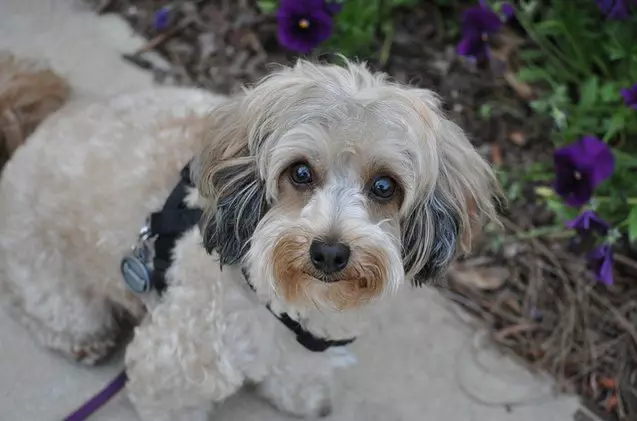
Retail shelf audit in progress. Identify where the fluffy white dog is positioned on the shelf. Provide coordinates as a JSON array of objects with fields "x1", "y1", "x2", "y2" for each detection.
[{"x1": 0, "y1": 59, "x2": 499, "y2": 421}]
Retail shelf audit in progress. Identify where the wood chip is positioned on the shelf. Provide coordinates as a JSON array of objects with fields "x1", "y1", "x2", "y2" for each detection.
[
  {"x1": 504, "y1": 70, "x2": 534, "y2": 101},
  {"x1": 494, "y1": 322, "x2": 539, "y2": 342},
  {"x1": 508, "y1": 131, "x2": 527, "y2": 146},
  {"x1": 448, "y1": 265, "x2": 510, "y2": 291},
  {"x1": 491, "y1": 143, "x2": 503, "y2": 166}
]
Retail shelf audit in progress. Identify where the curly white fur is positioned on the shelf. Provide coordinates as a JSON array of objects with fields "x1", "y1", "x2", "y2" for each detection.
[{"x1": 0, "y1": 59, "x2": 499, "y2": 420}]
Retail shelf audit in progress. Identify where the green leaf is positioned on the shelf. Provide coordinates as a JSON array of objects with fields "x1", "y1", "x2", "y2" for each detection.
[
  {"x1": 479, "y1": 103, "x2": 493, "y2": 119},
  {"x1": 628, "y1": 206, "x2": 637, "y2": 243},
  {"x1": 600, "y1": 82, "x2": 620, "y2": 103},
  {"x1": 257, "y1": 0, "x2": 277, "y2": 14},
  {"x1": 614, "y1": 149, "x2": 637, "y2": 168},
  {"x1": 530, "y1": 99, "x2": 549, "y2": 114},
  {"x1": 604, "y1": 110, "x2": 627, "y2": 141},
  {"x1": 389, "y1": 0, "x2": 418, "y2": 6},
  {"x1": 550, "y1": 85, "x2": 570, "y2": 107},
  {"x1": 517, "y1": 67, "x2": 551, "y2": 83},
  {"x1": 518, "y1": 49, "x2": 545, "y2": 62},
  {"x1": 579, "y1": 77, "x2": 598, "y2": 108},
  {"x1": 545, "y1": 197, "x2": 580, "y2": 222},
  {"x1": 534, "y1": 20, "x2": 564, "y2": 37},
  {"x1": 605, "y1": 44, "x2": 626, "y2": 61},
  {"x1": 575, "y1": 116, "x2": 601, "y2": 133},
  {"x1": 507, "y1": 181, "x2": 523, "y2": 202},
  {"x1": 550, "y1": 106, "x2": 567, "y2": 130}
]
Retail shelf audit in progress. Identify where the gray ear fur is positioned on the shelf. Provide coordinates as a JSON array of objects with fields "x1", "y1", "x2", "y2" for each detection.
[
  {"x1": 198, "y1": 160, "x2": 267, "y2": 266},
  {"x1": 402, "y1": 192, "x2": 460, "y2": 286},
  {"x1": 189, "y1": 95, "x2": 269, "y2": 267}
]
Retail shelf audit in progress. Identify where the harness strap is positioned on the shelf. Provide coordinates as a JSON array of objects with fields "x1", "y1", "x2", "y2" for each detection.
[
  {"x1": 150, "y1": 165, "x2": 202, "y2": 294},
  {"x1": 149, "y1": 210, "x2": 202, "y2": 236},
  {"x1": 275, "y1": 312, "x2": 356, "y2": 352},
  {"x1": 240, "y1": 269, "x2": 356, "y2": 352}
]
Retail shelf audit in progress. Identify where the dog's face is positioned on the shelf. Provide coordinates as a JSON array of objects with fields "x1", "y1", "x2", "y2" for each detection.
[{"x1": 193, "y1": 60, "x2": 499, "y2": 311}]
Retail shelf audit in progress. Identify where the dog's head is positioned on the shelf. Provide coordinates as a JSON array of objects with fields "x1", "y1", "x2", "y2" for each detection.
[{"x1": 192, "y1": 59, "x2": 499, "y2": 311}]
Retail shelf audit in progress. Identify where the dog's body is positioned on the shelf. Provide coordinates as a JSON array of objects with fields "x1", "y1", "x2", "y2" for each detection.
[{"x1": 0, "y1": 60, "x2": 499, "y2": 421}]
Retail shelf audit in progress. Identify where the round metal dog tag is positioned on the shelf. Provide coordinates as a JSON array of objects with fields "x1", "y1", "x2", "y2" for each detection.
[{"x1": 121, "y1": 255, "x2": 152, "y2": 294}]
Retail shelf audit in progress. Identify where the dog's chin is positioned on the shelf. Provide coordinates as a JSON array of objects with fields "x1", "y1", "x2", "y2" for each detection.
[{"x1": 271, "y1": 234, "x2": 389, "y2": 311}]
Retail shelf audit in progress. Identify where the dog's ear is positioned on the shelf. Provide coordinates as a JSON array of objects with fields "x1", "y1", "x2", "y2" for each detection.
[
  {"x1": 402, "y1": 189, "x2": 460, "y2": 286},
  {"x1": 190, "y1": 97, "x2": 267, "y2": 266},
  {"x1": 402, "y1": 116, "x2": 502, "y2": 286}
]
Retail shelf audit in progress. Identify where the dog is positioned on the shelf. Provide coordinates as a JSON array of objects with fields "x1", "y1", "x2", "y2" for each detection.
[
  {"x1": 0, "y1": 52, "x2": 70, "y2": 168},
  {"x1": 0, "y1": 58, "x2": 499, "y2": 421}
]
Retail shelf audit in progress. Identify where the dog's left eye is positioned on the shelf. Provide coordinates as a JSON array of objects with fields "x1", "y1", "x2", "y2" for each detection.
[
  {"x1": 370, "y1": 176, "x2": 396, "y2": 201},
  {"x1": 290, "y1": 163, "x2": 313, "y2": 185}
]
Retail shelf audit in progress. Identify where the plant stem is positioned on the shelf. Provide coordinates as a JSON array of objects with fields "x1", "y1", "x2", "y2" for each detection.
[
  {"x1": 561, "y1": 23, "x2": 591, "y2": 75},
  {"x1": 595, "y1": 196, "x2": 637, "y2": 205},
  {"x1": 514, "y1": 225, "x2": 574, "y2": 240},
  {"x1": 593, "y1": 56, "x2": 611, "y2": 79},
  {"x1": 528, "y1": 39, "x2": 579, "y2": 82},
  {"x1": 375, "y1": 0, "x2": 397, "y2": 65},
  {"x1": 516, "y1": 15, "x2": 582, "y2": 82},
  {"x1": 379, "y1": 21, "x2": 394, "y2": 65}
]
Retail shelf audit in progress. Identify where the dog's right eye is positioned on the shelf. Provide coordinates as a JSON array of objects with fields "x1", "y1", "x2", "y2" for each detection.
[
  {"x1": 370, "y1": 175, "x2": 396, "y2": 201},
  {"x1": 290, "y1": 163, "x2": 313, "y2": 185}
]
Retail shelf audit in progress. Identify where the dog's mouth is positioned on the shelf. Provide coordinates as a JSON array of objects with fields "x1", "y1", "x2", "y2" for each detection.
[
  {"x1": 302, "y1": 270, "x2": 373, "y2": 290},
  {"x1": 302, "y1": 269, "x2": 342, "y2": 284}
]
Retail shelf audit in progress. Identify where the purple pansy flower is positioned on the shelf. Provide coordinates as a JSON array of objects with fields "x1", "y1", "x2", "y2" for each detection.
[
  {"x1": 587, "y1": 243, "x2": 614, "y2": 285},
  {"x1": 566, "y1": 210, "x2": 610, "y2": 236},
  {"x1": 501, "y1": 2, "x2": 515, "y2": 19},
  {"x1": 324, "y1": 0, "x2": 344, "y2": 15},
  {"x1": 154, "y1": 6, "x2": 171, "y2": 30},
  {"x1": 621, "y1": 83, "x2": 637, "y2": 110},
  {"x1": 277, "y1": 0, "x2": 334, "y2": 54},
  {"x1": 553, "y1": 136, "x2": 615, "y2": 207},
  {"x1": 457, "y1": 4, "x2": 503, "y2": 60},
  {"x1": 596, "y1": 0, "x2": 637, "y2": 19}
]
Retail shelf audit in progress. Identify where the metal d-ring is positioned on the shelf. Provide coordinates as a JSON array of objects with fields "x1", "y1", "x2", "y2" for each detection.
[{"x1": 138, "y1": 216, "x2": 152, "y2": 242}]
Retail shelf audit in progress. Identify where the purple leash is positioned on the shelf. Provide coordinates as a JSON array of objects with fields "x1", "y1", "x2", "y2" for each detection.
[{"x1": 64, "y1": 370, "x2": 128, "y2": 421}]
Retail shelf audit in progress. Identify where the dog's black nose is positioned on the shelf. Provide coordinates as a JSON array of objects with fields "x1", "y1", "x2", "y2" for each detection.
[{"x1": 309, "y1": 240, "x2": 350, "y2": 275}]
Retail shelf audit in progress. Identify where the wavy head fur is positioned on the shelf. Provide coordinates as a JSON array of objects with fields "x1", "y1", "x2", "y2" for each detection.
[{"x1": 191, "y1": 58, "x2": 501, "y2": 311}]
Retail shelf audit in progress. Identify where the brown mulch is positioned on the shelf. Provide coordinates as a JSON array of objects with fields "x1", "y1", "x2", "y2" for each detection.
[
  {"x1": 446, "y1": 214, "x2": 637, "y2": 421},
  {"x1": 78, "y1": 1, "x2": 637, "y2": 419}
]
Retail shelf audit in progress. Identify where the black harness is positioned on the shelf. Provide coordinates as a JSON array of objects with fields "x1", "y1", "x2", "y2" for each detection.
[
  {"x1": 121, "y1": 164, "x2": 355, "y2": 353},
  {"x1": 150, "y1": 164, "x2": 203, "y2": 293}
]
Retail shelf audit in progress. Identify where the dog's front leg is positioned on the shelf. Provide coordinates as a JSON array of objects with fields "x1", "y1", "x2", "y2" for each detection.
[
  {"x1": 124, "y1": 286, "x2": 244, "y2": 421},
  {"x1": 256, "y1": 343, "x2": 335, "y2": 418}
]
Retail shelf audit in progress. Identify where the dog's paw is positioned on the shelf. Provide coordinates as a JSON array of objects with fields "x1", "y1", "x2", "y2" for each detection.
[
  {"x1": 258, "y1": 374, "x2": 334, "y2": 418},
  {"x1": 270, "y1": 394, "x2": 333, "y2": 419},
  {"x1": 316, "y1": 399, "x2": 333, "y2": 418},
  {"x1": 292, "y1": 394, "x2": 333, "y2": 419},
  {"x1": 72, "y1": 336, "x2": 118, "y2": 365}
]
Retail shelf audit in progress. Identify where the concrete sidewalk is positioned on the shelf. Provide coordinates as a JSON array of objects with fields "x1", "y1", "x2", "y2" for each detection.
[{"x1": 0, "y1": 1, "x2": 584, "y2": 420}]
